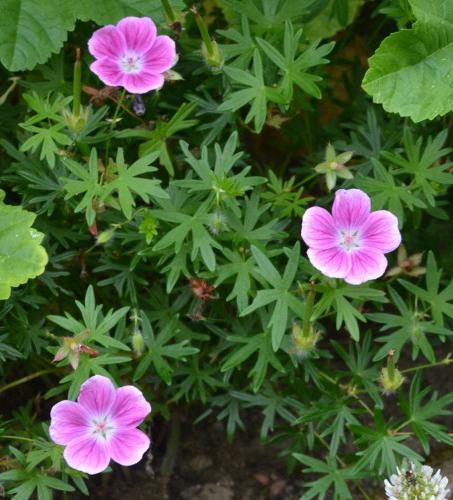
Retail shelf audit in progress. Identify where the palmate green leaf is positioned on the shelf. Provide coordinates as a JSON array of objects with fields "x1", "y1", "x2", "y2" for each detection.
[
  {"x1": 362, "y1": 0, "x2": 453, "y2": 121},
  {"x1": 314, "y1": 281, "x2": 387, "y2": 341},
  {"x1": 20, "y1": 123, "x2": 72, "y2": 169},
  {"x1": 0, "y1": 0, "x2": 184, "y2": 71},
  {"x1": 399, "y1": 251, "x2": 453, "y2": 327},
  {"x1": 221, "y1": 316, "x2": 285, "y2": 392},
  {"x1": 61, "y1": 148, "x2": 104, "y2": 225},
  {"x1": 219, "y1": 0, "x2": 315, "y2": 33},
  {"x1": 152, "y1": 199, "x2": 222, "y2": 272},
  {"x1": 134, "y1": 315, "x2": 198, "y2": 385},
  {"x1": 215, "y1": 247, "x2": 262, "y2": 312},
  {"x1": 218, "y1": 16, "x2": 256, "y2": 69},
  {"x1": 368, "y1": 287, "x2": 453, "y2": 363},
  {"x1": 294, "y1": 454, "x2": 362, "y2": 500},
  {"x1": 241, "y1": 243, "x2": 304, "y2": 350},
  {"x1": 118, "y1": 102, "x2": 198, "y2": 176},
  {"x1": 399, "y1": 372, "x2": 453, "y2": 454},
  {"x1": 256, "y1": 21, "x2": 334, "y2": 101},
  {"x1": 352, "y1": 410, "x2": 423, "y2": 475},
  {"x1": 105, "y1": 149, "x2": 168, "y2": 219},
  {"x1": 355, "y1": 158, "x2": 426, "y2": 226},
  {"x1": 0, "y1": 196, "x2": 48, "y2": 300},
  {"x1": 382, "y1": 129, "x2": 453, "y2": 206},
  {"x1": 219, "y1": 49, "x2": 287, "y2": 133}
]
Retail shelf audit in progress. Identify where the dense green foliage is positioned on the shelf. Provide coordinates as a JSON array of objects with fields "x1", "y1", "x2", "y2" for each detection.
[{"x1": 0, "y1": 0, "x2": 452, "y2": 498}]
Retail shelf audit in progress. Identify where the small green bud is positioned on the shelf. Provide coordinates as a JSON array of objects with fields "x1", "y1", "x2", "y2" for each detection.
[
  {"x1": 292, "y1": 322, "x2": 320, "y2": 358},
  {"x1": 380, "y1": 350, "x2": 405, "y2": 394},
  {"x1": 132, "y1": 330, "x2": 145, "y2": 357},
  {"x1": 62, "y1": 106, "x2": 89, "y2": 134},
  {"x1": 139, "y1": 211, "x2": 159, "y2": 244},
  {"x1": 96, "y1": 228, "x2": 115, "y2": 245},
  {"x1": 207, "y1": 210, "x2": 228, "y2": 235},
  {"x1": 201, "y1": 39, "x2": 224, "y2": 71}
]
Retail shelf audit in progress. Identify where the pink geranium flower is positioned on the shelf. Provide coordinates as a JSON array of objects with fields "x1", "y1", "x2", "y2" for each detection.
[
  {"x1": 49, "y1": 375, "x2": 151, "y2": 474},
  {"x1": 301, "y1": 189, "x2": 401, "y2": 285},
  {"x1": 88, "y1": 17, "x2": 176, "y2": 94}
]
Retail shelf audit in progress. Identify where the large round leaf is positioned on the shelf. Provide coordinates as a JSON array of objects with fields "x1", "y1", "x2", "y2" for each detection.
[
  {"x1": 0, "y1": 199, "x2": 48, "y2": 299},
  {"x1": 362, "y1": 0, "x2": 453, "y2": 122},
  {"x1": 0, "y1": 0, "x2": 184, "y2": 71}
]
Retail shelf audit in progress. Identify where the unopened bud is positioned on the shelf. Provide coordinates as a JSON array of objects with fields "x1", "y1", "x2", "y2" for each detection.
[
  {"x1": 96, "y1": 228, "x2": 115, "y2": 245},
  {"x1": 62, "y1": 106, "x2": 89, "y2": 134},
  {"x1": 201, "y1": 39, "x2": 224, "y2": 71},
  {"x1": 132, "y1": 330, "x2": 145, "y2": 357},
  {"x1": 380, "y1": 350, "x2": 405, "y2": 394},
  {"x1": 207, "y1": 210, "x2": 228, "y2": 235},
  {"x1": 292, "y1": 322, "x2": 320, "y2": 358}
]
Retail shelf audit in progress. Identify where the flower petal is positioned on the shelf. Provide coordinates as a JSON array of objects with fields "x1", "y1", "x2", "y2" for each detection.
[
  {"x1": 332, "y1": 189, "x2": 371, "y2": 229},
  {"x1": 111, "y1": 386, "x2": 151, "y2": 427},
  {"x1": 109, "y1": 428, "x2": 150, "y2": 466},
  {"x1": 344, "y1": 248, "x2": 388, "y2": 285},
  {"x1": 117, "y1": 17, "x2": 157, "y2": 54},
  {"x1": 143, "y1": 36, "x2": 176, "y2": 74},
  {"x1": 63, "y1": 435, "x2": 110, "y2": 475},
  {"x1": 301, "y1": 207, "x2": 338, "y2": 250},
  {"x1": 49, "y1": 401, "x2": 90, "y2": 445},
  {"x1": 90, "y1": 59, "x2": 123, "y2": 87},
  {"x1": 307, "y1": 247, "x2": 351, "y2": 278},
  {"x1": 88, "y1": 25, "x2": 125, "y2": 60},
  {"x1": 122, "y1": 72, "x2": 164, "y2": 93},
  {"x1": 361, "y1": 210, "x2": 401, "y2": 253},
  {"x1": 78, "y1": 375, "x2": 116, "y2": 417}
]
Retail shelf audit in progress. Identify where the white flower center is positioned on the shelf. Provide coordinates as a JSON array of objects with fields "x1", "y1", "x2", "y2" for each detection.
[
  {"x1": 338, "y1": 229, "x2": 360, "y2": 251},
  {"x1": 119, "y1": 53, "x2": 142, "y2": 74},
  {"x1": 91, "y1": 416, "x2": 114, "y2": 440}
]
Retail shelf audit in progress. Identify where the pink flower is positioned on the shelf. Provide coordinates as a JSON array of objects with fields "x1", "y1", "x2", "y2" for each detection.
[
  {"x1": 301, "y1": 189, "x2": 401, "y2": 285},
  {"x1": 88, "y1": 17, "x2": 176, "y2": 94},
  {"x1": 49, "y1": 375, "x2": 151, "y2": 474}
]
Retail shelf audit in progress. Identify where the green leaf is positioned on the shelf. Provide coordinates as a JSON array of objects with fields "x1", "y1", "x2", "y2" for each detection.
[
  {"x1": 240, "y1": 243, "x2": 303, "y2": 350},
  {"x1": 362, "y1": 0, "x2": 453, "y2": 121},
  {"x1": 399, "y1": 372, "x2": 453, "y2": 454},
  {"x1": 314, "y1": 282, "x2": 386, "y2": 341},
  {"x1": 105, "y1": 148, "x2": 168, "y2": 219},
  {"x1": 0, "y1": 0, "x2": 184, "y2": 71},
  {"x1": 0, "y1": 0, "x2": 75, "y2": 71},
  {"x1": 304, "y1": 0, "x2": 365, "y2": 40},
  {"x1": 0, "y1": 197, "x2": 48, "y2": 299},
  {"x1": 219, "y1": 49, "x2": 287, "y2": 133},
  {"x1": 256, "y1": 21, "x2": 334, "y2": 101},
  {"x1": 399, "y1": 251, "x2": 453, "y2": 327},
  {"x1": 118, "y1": 102, "x2": 198, "y2": 176}
]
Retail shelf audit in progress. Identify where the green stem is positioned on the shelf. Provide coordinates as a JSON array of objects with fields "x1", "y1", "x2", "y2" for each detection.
[
  {"x1": 0, "y1": 369, "x2": 57, "y2": 395},
  {"x1": 105, "y1": 88, "x2": 127, "y2": 164},
  {"x1": 400, "y1": 355, "x2": 452, "y2": 374},
  {"x1": 0, "y1": 435, "x2": 34, "y2": 442},
  {"x1": 387, "y1": 350, "x2": 395, "y2": 380},
  {"x1": 302, "y1": 283, "x2": 316, "y2": 338},
  {"x1": 73, "y1": 48, "x2": 82, "y2": 117},
  {"x1": 161, "y1": 0, "x2": 176, "y2": 23},
  {"x1": 191, "y1": 6, "x2": 214, "y2": 56},
  {"x1": 160, "y1": 411, "x2": 181, "y2": 486}
]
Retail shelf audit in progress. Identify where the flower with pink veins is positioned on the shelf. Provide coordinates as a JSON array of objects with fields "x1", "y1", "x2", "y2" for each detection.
[
  {"x1": 301, "y1": 189, "x2": 401, "y2": 285},
  {"x1": 49, "y1": 375, "x2": 151, "y2": 474},
  {"x1": 88, "y1": 16, "x2": 176, "y2": 94}
]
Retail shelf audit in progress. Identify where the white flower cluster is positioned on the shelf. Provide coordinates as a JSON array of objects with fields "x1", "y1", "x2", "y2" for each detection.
[{"x1": 385, "y1": 463, "x2": 450, "y2": 500}]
